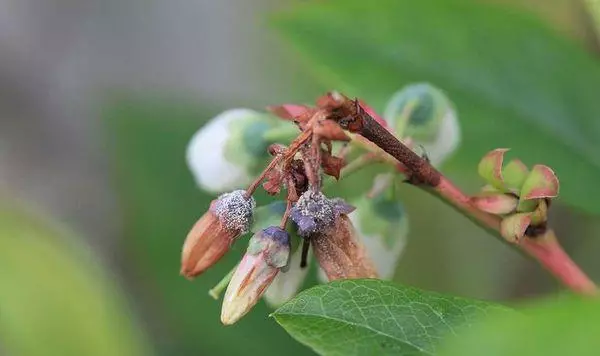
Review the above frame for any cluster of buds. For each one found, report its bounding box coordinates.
[472,149,560,242]
[181,84,462,324]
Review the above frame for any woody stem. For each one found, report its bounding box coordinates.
[337,98,597,295]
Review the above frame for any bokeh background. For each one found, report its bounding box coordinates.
[2,0,600,355]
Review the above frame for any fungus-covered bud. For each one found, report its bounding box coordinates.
[180,190,255,278]
[221,226,290,325]
[289,191,376,281]
[187,109,282,193]
[290,190,354,237]
[383,83,461,166]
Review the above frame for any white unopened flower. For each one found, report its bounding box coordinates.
[384,83,461,166]
[187,109,278,193]
[263,246,310,307]
[349,195,409,280]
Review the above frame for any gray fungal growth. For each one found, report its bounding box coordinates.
[213,190,256,233]
[290,190,353,237]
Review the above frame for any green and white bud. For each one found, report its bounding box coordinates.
[221,226,290,325]
[252,201,310,307]
[383,83,461,166]
[187,109,282,193]
[263,246,310,307]
[349,195,409,280]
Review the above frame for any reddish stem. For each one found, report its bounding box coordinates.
[436,177,597,295]
[522,233,597,295]
[331,95,597,295]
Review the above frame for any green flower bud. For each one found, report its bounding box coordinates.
[383,83,461,166]
[350,195,409,279]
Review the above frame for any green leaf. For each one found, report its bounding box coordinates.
[0,204,151,356]
[272,279,510,356]
[440,295,600,356]
[272,0,600,215]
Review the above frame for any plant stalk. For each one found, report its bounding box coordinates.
[334,97,597,295]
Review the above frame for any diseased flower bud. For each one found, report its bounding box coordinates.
[350,195,409,280]
[289,191,377,281]
[187,109,283,193]
[181,190,255,278]
[383,83,461,166]
[290,190,354,237]
[221,226,290,325]
[312,215,378,281]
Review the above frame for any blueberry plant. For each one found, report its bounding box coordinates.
[177,1,600,355]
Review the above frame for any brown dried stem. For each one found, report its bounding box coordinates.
[333,96,597,295]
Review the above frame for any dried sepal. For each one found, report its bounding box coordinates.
[471,192,518,215]
[500,213,532,243]
[312,215,378,281]
[478,148,509,190]
[316,91,346,109]
[262,169,283,195]
[321,151,345,180]
[519,165,560,200]
[312,120,350,141]
[266,104,311,121]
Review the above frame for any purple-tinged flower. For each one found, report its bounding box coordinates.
[289,190,377,281]
[181,190,255,279]
[290,190,354,237]
[221,226,290,325]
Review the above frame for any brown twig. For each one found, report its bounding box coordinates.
[332,96,597,295]
[245,129,312,198]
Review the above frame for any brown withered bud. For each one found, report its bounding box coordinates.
[289,190,378,280]
[181,190,255,279]
[311,215,379,281]
[289,159,308,197]
[321,151,345,180]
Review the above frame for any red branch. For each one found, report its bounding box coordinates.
[328,95,597,295]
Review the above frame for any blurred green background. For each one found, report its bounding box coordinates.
[1,0,600,355]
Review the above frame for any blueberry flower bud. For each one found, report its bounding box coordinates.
[383,83,461,166]
[312,215,378,281]
[187,109,280,193]
[290,190,354,237]
[263,245,310,307]
[221,226,290,325]
[350,196,410,279]
[181,190,255,278]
